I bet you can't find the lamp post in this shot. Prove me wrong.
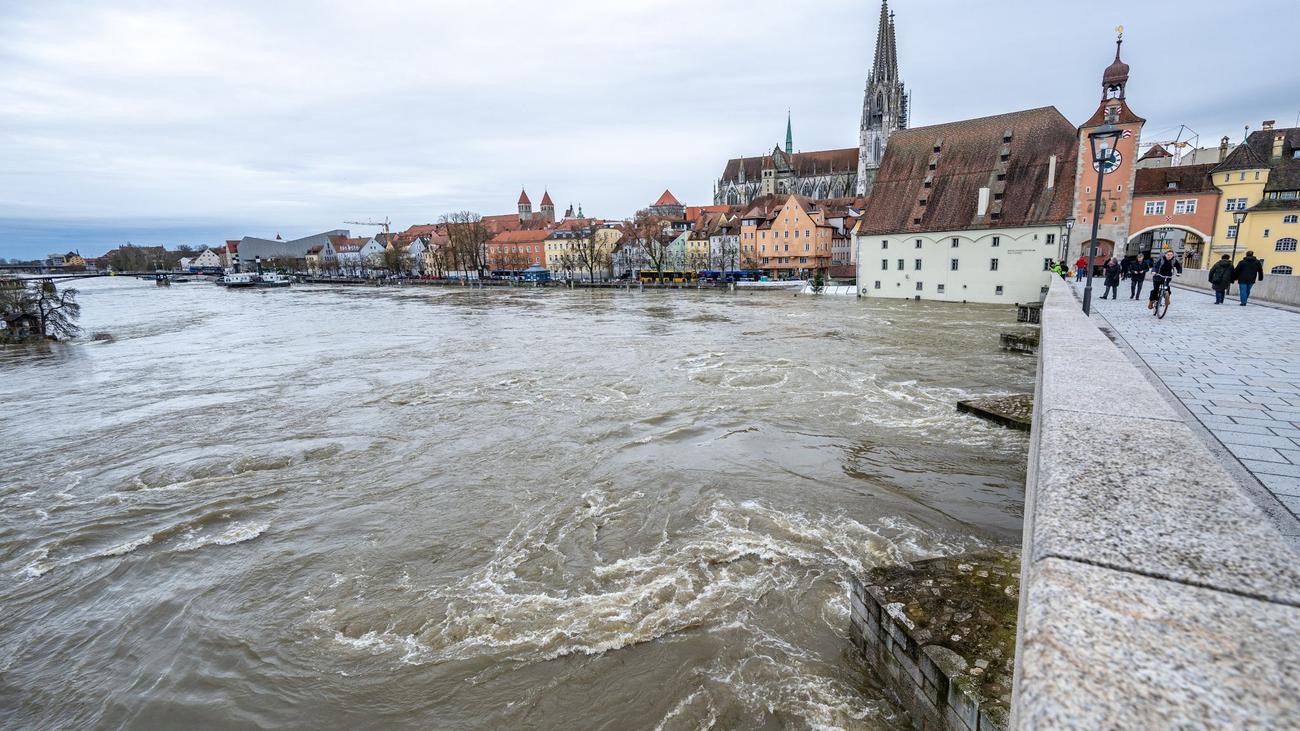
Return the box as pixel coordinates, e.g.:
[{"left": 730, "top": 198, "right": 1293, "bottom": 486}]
[
  {"left": 1061, "top": 217, "right": 1075, "bottom": 262},
  {"left": 1082, "top": 122, "right": 1123, "bottom": 315},
  {"left": 1229, "top": 211, "right": 1246, "bottom": 263}
]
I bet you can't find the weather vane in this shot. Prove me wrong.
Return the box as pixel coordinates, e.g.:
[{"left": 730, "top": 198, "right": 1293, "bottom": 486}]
[{"left": 1115, "top": 25, "right": 1124, "bottom": 41}]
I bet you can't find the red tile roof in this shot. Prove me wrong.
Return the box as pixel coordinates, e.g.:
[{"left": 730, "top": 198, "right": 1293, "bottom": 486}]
[
  {"left": 654, "top": 189, "right": 681, "bottom": 206},
  {"left": 518, "top": 189, "right": 531, "bottom": 205},
  {"left": 491, "top": 229, "right": 552, "bottom": 244},
  {"left": 859, "top": 106, "right": 1079, "bottom": 236},
  {"left": 540, "top": 190, "right": 554, "bottom": 206}
]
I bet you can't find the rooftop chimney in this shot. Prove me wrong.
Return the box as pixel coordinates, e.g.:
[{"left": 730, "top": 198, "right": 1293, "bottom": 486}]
[
  {"left": 1219, "top": 136, "right": 1230, "bottom": 162},
  {"left": 1047, "top": 154, "right": 1057, "bottom": 188},
  {"left": 1262, "top": 120, "right": 1275, "bottom": 131}
]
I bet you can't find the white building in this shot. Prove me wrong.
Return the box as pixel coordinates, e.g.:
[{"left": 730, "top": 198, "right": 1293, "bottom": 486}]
[{"left": 855, "top": 107, "right": 1078, "bottom": 304}]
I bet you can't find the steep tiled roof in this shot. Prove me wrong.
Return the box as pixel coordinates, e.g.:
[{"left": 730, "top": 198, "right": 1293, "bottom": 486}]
[
  {"left": 860, "top": 106, "right": 1079, "bottom": 236},
  {"left": 1138, "top": 143, "right": 1172, "bottom": 161},
  {"left": 1215, "top": 127, "right": 1300, "bottom": 191},
  {"left": 654, "top": 189, "right": 681, "bottom": 207},
  {"left": 491, "top": 229, "right": 552, "bottom": 244},
  {"left": 518, "top": 189, "right": 531, "bottom": 205},
  {"left": 685, "top": 204, "right": 730, "bottom": 223},
  {"left": 720, "top": 148, "right": 859, "bottom": 182},
  {"left": 540, "top": 190, "right": 554, "bottom": 206},
  {"left": 1081, "top": 98, "right": 1144, "bottom": 127},
  {"left": 1133, "top": 163, "right": 1218, "bottom": 196}
]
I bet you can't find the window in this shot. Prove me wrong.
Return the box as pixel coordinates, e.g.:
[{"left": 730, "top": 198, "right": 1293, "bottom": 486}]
[
  {"left": 916, "top": 282, "right": 923, "bottom": 291},
  {"left": 992, "top": 236, "right": 1000, "bottom": 247},
  {"left": 1144, "top": 201, "right": 1166, "bottom": 215},
  {"left": 793, "top": 230, "right": 799, "bottom": 238},
  {"left": 1240, "top": 173, "right": 1246, "bottom": 181},
  {"left": 951, "top": 237, "right": 960, "bottom": 248},
  {"left": 937, "top": 284, "right": 946, "bottom": 293},
  {"left": 1174, "top": 199, "right": 1197, "bottom": 215},
  {"left": 1116, "top": 185, "right": 1122, "bottom": 192},
  {"left": 784, "top": 245, "right": 789, "bottom": 252},
  {"left": 915, "top": 239, "right": 923, "bottom": 248},
  {"left": 1285, "top": 215, "right": 1298, "bottom": 223},
  {"left": 1085, "top": 186, "right": 1091, "bottom": 193},
  {"left": 914, "top": 258, "right": 922, "bottom": 270},
  {"left": 1043, "top": 258, "right": 1053, "bottom": 271},
  {"left": 1166, "top": 181, "right": 1178, "bottom": 190},
  {"left": 990, "top": 258, "right": 999, "bottom": 271},
  {"left": 874, "top": 280, "right": 882, "bottom": 289},
  {"left": 1264, "top": 229, "right": 1271, "bottom": 238},
  {"left": 951, "top": 258, "right": 959, "bottom": 271},
  {"left": 881, "top": 259, "right": 888, "bottom": 270},
  {"left": 1046, "top": 233, "right": 1056, "bottom": 245},
  {"left": 799, "top": 257, "right": 807, "bottom": 264},
  {"left": 1227, "top": 226, "right": 1237, "bottom": 239},
  {"left": 882, "top": 240, "right": 889, "bottom": 249},
  {"left": 1276, "top": 238, "right": 1298, "bottom": 252},
  {"left": 805, "top": 230, "right": 810, "bottom": 238},
  {"left": 897, "top": 259, "right": 904, "bottom": 270},
  {"left": 996, "top": 286, "right": 1004, "bottom": 295},
  {"left": 1272, "top": 265, "right": 1293, "bottom": 275},
  {"left": 1226, "top": 198, "right": 1248, "bottom": 211}
]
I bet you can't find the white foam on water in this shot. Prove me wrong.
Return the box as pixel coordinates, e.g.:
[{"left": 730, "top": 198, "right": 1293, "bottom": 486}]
[{"left": 172, "top": 522, "right": 269, "bottom": 552}]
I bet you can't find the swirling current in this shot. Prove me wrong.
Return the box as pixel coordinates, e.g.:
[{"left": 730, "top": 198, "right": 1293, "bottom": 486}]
[{"left": 0, "top": 278, "right": 1032, "bottom": 729}]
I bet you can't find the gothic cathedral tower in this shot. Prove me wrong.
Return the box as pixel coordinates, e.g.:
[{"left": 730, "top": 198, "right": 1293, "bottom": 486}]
[
  {"left": 857, "top": 0, "right": 908, "bottom": 197},
  {"left": 1071, "top": 30, "right": 1145, "bottom": 260}
]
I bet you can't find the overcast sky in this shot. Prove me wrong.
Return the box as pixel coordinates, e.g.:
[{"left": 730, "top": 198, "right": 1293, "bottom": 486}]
[{"left": 1, "top": 0, "right": 1295, "bottom": 259}]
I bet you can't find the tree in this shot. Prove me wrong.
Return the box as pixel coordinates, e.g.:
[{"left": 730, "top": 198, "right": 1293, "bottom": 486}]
[
  {"left": 1, "top": 279, "right": 81, "bottom": 340},
  {"left": 440, "top": 211, "right": 492, "bottom": 279},
  {"left": 382, "top": 246, "right": 411, "bottom": 275},
  {"left": 630, "top": 209, "right": 673, "bottom": 282},
  {"left": 573, "top": 227, "right": 614, "bottom": 282}
]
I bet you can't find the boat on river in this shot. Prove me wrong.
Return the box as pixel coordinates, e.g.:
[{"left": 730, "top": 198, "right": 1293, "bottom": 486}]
[
  {"left": 218, "top": 273, "right": 257, "bottom": 288},
  {"left": 256, "top": 273, "right": 291, "bottom": 288}
]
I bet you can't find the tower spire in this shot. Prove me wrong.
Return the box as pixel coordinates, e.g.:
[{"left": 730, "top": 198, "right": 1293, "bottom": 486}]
[
  {"left": 785, "top": 109, "right": 793, "bottom": 155},
  {"left": 871, "top": 0, "right": 896, "bottom": 82}
]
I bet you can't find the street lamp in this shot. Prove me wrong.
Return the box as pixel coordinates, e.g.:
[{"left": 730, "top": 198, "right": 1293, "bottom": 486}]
[
  {"left": 1229, "top": 211, "right": 1246, "bottom": 263},
  {"left": 1061, "top": 217, "right": 1075, "bottom": 262},
  {"left": 1082, "top": 122, "right": 1123, "bottom": 315}
]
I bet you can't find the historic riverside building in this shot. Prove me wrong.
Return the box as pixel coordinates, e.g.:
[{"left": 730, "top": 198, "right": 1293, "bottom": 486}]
[
  {"left": 1070, "top": 34, "right": 1145, "bottom": 262},
  {"left": 854, "top": 107, "right": 1077, "bottom": 304},
  {"left": 1207, "top": 122, "right": 1300, "bottom": 276},
  {"left": 713, "top": 0, "right": 906, "bottom": 206},
  {"left": 1127, "top": 164, "right": 1221, "bottom": 270}
]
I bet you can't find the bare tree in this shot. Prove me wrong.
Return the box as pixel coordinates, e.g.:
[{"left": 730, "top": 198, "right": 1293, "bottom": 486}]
[
  {"left": 630, "top": 209, "right": 674, "bottom": 282},
  {"left": 2, "top": 279, "right": 83, "bottom": 340},
  {"left": 440, "top": 211, "right": 492, "bottom": 279},
  {"left": 573, "top": 227, "right": 613, "bottom": 282}
]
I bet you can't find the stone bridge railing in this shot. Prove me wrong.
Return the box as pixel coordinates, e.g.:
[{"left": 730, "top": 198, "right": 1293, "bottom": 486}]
[{"left": 1010, "top": 276, "right": 1300, "bottom": 728}]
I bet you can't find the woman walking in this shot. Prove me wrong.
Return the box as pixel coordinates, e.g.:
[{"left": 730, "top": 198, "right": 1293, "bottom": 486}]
[
  {"left": 1100, "top": 257, "right": 1122, "bottom": 300},
  {"left": 1208, "top": 254, "right": 1234, "bottom": 304}
]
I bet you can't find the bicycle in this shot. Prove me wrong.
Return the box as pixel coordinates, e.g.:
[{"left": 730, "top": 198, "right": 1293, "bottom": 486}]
[{"left": 1150, "top": 275, "right": 1175, "bottom": 319}]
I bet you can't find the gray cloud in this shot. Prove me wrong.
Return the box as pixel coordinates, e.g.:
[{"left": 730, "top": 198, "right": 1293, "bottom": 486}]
[{"left": 0, "top": 0, "right": 1294, "bottom": 258}]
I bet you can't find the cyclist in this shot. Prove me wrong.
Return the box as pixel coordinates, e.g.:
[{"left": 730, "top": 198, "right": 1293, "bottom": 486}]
[{"left": 1147, "top": 249, "right": 1183, "bottom": 311}]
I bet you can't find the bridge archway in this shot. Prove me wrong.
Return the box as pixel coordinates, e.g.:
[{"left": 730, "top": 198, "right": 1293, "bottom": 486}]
[{"left": 1128, "top": 224, "right": 1210, "bottom": 269}]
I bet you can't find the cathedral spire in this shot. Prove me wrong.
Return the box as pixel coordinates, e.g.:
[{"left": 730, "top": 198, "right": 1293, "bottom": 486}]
[
  {"left": 785, "top": 110, "right": 793, "bottom": 155},
  {"left": 871, "top": 0, "right": 897, "bottom": 82}
]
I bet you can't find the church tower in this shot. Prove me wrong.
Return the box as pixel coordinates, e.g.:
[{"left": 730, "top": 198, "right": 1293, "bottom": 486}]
[
  {"left": 1071, "top": 28, "right": 1145, "bottom": 260},
  {"left": 518, "top": 188, "right": 532, "bottom": 223},
  {"left": 857, "top": 0, "right": 908, "bottom": 196},
  {"left": 540, "top": 190, "right": 556, "bottom": 223}
]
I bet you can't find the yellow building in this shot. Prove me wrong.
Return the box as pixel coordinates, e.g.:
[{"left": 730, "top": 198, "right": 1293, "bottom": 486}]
[
  {"left": 1209, "top": 124, "right": 1300, "bottom": 276},
  {"left": 544, "top": 221, "right": 623, "bottom": 280}
]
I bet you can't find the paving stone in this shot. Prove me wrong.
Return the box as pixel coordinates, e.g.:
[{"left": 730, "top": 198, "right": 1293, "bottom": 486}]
[
  {"left": 1215, "top": 431, "right": 1297, "bottom": 449},
  {"left": 1031, "top": 409, "right": 1300, "bottom": 605},
  {"left": 1016, "top": 558, "right": 1300, "bottom": 730},
  {"left": 1243, "top": 461, "right": 1300, "bottom": 478},
  {"left": 1258, "top": 473, "right": 1300, "bottom": 497},
  {"left": 1226, "top": 443, "right": 1289, "bottom": 463}
]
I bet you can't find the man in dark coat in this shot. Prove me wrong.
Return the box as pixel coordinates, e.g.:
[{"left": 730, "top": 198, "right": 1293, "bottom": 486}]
[
  {"left": 1148, "top": 250, "right": 1184, "bottom": 309},
  {"left": 1128, "top": 253, "right": 1151, "bottom": 299},
  {"left": 1208, "top": 254, "right": 1235, "bottom": 304},
  {"left": 1232, "top": 251, "right": 1265, "bottom": 306},
  {"left": 1100, "top": 258, "right": 1122, "bottom": 299}
]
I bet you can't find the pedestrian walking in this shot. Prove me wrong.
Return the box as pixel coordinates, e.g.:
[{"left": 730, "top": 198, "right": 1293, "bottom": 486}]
[
  {"left": 1074, "top": 254, "right": 1088, "bottom": 282},
  {"left": 1100, "top": 257, "right": 1122, "bottom": 299},
  {"left": 1128, "top": 253, "right": 1150, "bottom": 299},
  {"left": 1208, "top": 254, "right": 1235, "bottom": 304},
  {"left": 1120, "top": 257, "right": 1132, "bottom": 281},
  {"left": 1232, "top": 250, "right": 1265, "bottom": 306}
]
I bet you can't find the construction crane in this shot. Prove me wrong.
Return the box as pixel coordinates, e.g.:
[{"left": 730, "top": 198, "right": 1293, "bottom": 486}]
[
  {"left": 343, "top": 217, "right": 392, "bottom": 244},
  {"left": 1137, "top": 124, "right": 1200, "bottom": 166}
]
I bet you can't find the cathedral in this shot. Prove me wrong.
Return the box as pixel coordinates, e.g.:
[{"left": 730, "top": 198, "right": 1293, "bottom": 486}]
[{"left": 714, "top": 0, "right": 908, "bottom": 206}]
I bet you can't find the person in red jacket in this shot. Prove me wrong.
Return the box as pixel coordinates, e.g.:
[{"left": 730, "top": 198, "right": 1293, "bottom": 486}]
[{"left": 1074, "top": 255, "right": 1088, "bottom": 282}]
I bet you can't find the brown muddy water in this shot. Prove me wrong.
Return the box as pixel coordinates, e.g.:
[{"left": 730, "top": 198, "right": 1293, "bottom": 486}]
[{"left": 0, "top": 278, "right": 1033, "bottom": 729}]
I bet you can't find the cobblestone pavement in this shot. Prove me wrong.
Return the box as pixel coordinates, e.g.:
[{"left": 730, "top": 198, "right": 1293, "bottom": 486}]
[{"left": 1078, "top": 280, "right": 1300, "bottom": 525}]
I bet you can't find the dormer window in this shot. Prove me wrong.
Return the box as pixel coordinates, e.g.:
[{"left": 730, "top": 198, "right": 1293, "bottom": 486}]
[{"left": 1166, "top": 181, "right": 1178, "bottom": 189}]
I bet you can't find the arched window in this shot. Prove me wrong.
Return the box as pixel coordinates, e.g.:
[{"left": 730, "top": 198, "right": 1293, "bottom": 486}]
[
  {"left": 1271, "top": 265, "right": 1293, "bottom": 275},
  {"left": 1276, "top": 238, "right": 1298, "bottom": 252}
]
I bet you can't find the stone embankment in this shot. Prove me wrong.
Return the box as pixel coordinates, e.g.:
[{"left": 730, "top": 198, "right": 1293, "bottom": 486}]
[{"left": 1011, "top": 276, "right": 1300, "bottom": 728}]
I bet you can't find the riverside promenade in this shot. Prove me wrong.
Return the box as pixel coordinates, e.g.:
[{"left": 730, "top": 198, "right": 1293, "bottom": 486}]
[{"left": 1082, "top": 280, "right": 1300, "bottom": 533}]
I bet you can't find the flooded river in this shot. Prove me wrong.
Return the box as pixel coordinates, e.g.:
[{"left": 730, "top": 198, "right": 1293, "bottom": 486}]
[{"left": 0, "top": 278, "right": 1032, "bottom": 729}]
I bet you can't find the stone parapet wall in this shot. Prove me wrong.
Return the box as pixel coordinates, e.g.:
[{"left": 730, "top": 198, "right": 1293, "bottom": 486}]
[
  {"left": 1010, "top": 276, "right": 1300, "bottom": 728},
  {"left": 1175, "top": 267, "right": 1300, "bottom": 307}
]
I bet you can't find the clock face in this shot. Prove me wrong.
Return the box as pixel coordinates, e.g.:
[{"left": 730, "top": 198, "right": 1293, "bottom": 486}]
[{"left": 1093, "top": 148, "right": 1122, "bottom": 174}]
